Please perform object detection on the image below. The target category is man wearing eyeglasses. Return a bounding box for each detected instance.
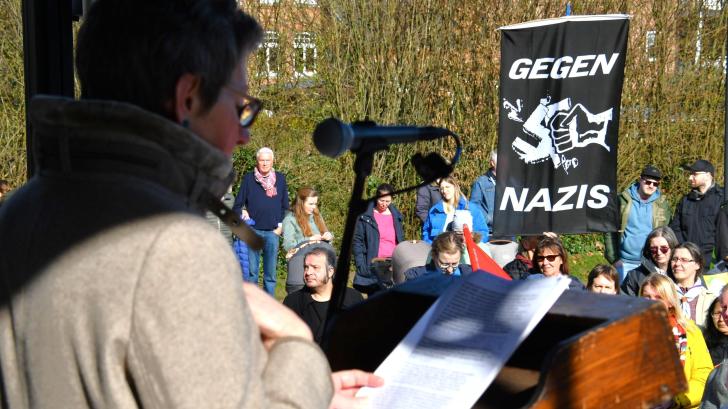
[670,159,724,266]
[605,165,671,283]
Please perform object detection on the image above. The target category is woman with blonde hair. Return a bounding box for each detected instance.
[422,176,488,244]
[640,273,712,408]
[282,187,333,252]
[403,231,473,280]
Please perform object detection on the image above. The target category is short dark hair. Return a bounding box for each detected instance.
[376,183,394,196]
[671,242,705,279]
[306,247,337,271]
[76,0,262,118]
[587,264,620,294]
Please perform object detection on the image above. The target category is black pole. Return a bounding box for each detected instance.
[327,152,375,314]
[21,0,75,179]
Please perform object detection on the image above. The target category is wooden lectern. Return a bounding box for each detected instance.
[324,283,686,408]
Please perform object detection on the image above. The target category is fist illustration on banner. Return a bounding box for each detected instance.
[509,95,613,169]
[549,103,612,154]
[512,96,570,166]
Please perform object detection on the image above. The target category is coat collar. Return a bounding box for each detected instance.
[29,96,234,213]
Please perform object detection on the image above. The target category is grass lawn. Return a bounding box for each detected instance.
[569,252,609,284]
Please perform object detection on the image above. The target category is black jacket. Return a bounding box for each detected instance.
[352,203,405,287]
[415,184,442,223]
[715,204,728,262]
[503,255,534,280]
[670,184,724,262]
[620,264,655,297]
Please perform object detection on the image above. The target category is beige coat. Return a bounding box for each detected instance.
[0,97,332,408]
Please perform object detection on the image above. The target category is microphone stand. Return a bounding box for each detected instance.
[320,126,462,352]
[325,141,387,322]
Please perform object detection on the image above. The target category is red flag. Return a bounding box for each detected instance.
[463,225,512,280]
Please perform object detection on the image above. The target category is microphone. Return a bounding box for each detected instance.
[313,117,451,158]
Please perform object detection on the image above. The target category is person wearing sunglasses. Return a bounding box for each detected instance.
[605,164,671,284]
[670,159,724,266]
[0,1,384,408]
[669,242,717,329]
[621,226,679,296]
[527,236,586,290]
[403,231,473,281]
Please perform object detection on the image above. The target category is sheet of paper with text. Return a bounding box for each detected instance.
[358,273,570,408]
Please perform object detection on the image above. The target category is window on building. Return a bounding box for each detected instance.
[696,1,724,67]
[294,0,317,5]
[645,30,656,63]
[703,0,722,10]
[294,32,316,77]
[259,0,279,4]
[258,31,280,78]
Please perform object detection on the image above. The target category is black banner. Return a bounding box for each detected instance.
[494,15,629,236]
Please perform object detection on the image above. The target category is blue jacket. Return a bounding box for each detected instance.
[352,203,405,287]
[232,171,288,230]
[232,219,256,280]
[620,183,661,264]
[471,169,496,229]
[422,197,489,243]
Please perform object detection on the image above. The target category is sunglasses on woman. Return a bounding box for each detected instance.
[536,255,560,262]
[649,246,670,255]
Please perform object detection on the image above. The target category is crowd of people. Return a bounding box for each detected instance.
[237,154,728,408]
[5,0,728,407]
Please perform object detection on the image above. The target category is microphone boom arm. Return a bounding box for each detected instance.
[321,125,462,351]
